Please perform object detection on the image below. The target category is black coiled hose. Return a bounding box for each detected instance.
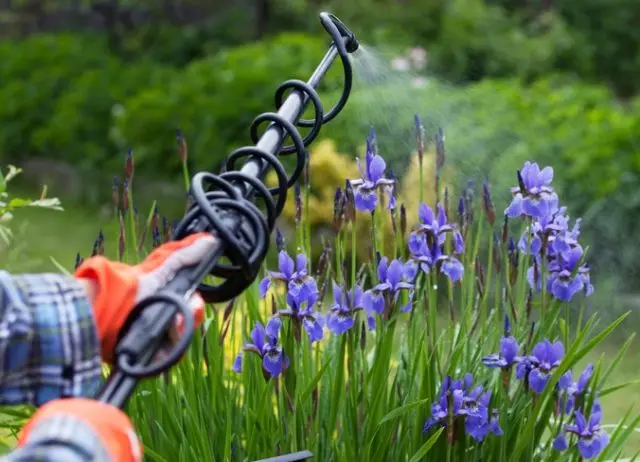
[96,12,359,414]
[175,24,357,304]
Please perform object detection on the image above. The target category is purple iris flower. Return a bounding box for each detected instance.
[516,356,534,382]
[407,201,465,282]
[505,161,559,219]
[475,409,503,441]
[546,246,593,302]
[518,206,581,259]
[362,257,415,316]
[327,283,376,334]
[560,364,594,414]
[278,280,324,343]
[423,374,502,442]
[552,433,568,452]
[464,400,503,442]
[232,317,288,378]
[526,339,565,393]
[547,213,582,258]
[407,232,464,282]
[518,225,544,257]
[259,250,316,298]
[525,245,593,302]
[432,244,465,282]
[423,375,468,433]
[407,233,434,273]
[483,314,521,394]
[554,401,609,459]
[350,130,395,212]
[482,336,519,369]
[416,203,454,245]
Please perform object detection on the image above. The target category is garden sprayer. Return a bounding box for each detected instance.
[95,12,359,462]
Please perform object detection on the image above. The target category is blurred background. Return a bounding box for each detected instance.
[0,0,639,328]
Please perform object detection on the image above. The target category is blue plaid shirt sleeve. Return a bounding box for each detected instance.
[0,270,103,407]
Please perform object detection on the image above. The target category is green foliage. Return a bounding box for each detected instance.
[321,74,640,291]
[117,9,257,67]
[0,165,63,249]
[427,0,582,83]
[111,33,344,173]
[558,0,640,97]
[0,33,108,161]
[493,0,640,97]
[33,60,178,172]
[0,0,639,178]
[0,31,340,177]
[271,0,590,87]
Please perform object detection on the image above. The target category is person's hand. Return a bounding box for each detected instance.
[75,233,217,363]
[18,398,142,462]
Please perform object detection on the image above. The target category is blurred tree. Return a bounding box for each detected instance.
[488,0,640,97]
[0,0,638,97]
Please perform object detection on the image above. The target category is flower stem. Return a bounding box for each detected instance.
[181,159,190,193]
[540,252,548,325]
[336,229,344,284]
[419,156,424,205]
[351,215,357,289]
[371,211,378,260]
[305,171,311,257]
[126,186,138,262]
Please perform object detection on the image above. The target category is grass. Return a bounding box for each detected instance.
[2,191,639,457]
[2,203,114,273]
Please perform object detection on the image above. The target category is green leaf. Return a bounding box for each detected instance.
[599,379,640,398]
[299,354,333,404]
[0,440,13,455]
[328,335,347,433]
[558,317,567,341]
[0,167,5,195]
[599,333,635,386]
[8,198,32,208]
[0,406,34,419]
[378,398,429,426]
[49,256,72,275]
[142,445,169,462]
[223,398,232,462]
[408,427,444,462]
[572,312,630,365]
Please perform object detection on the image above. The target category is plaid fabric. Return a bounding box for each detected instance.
[0,271,103,407]
[3,414,111,462]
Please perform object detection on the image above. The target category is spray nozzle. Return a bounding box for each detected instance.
[320,12,359,53]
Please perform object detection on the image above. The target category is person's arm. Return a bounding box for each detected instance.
[3,398,141,462]
[0,273,123,461]
[0,271,102,407]
[0,232,216,462]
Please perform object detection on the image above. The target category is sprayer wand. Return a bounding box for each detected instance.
[94,12,358,461]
